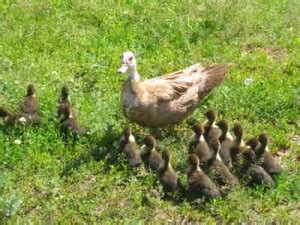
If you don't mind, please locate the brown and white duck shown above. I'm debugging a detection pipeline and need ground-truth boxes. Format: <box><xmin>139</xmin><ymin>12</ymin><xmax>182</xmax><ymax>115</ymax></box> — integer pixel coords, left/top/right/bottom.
<box><xmin>216</xmin><ymin>120</ymin><xmax>234</xmax><ymax>167</ymax></box>
<box><xmin>21</xmin><ymin>84</ymin><xmax>38</xmax><ymax>115</ymax></box>
<box><xmin>187</xmin><ymin>154</ymin><xmax>220</xmax><ymax>200</ymax></box>
<box><xmin>141</xmin><ymin>135</ymin><xmax>162</xmax><ymax>171</ymax></box>
<box><xmin>57</xmin><ymin>86</ymin><xmax>76</xmax><ymax>118</ymax></box>
<box><xmin>255</xmin><ymin>133</ymin><xmax>282</xmax><ymax>177</ymax></box>
<box><xmin>120</xmin><ymin>127</ymin><xmax>142</xmax><ymax>168</ymax></box>
<box><xmin>188</xmin><ymin>123</ymin><xmax>211</xmax><ymax>166</ymax></box>
<box><xmin>157</xmin><ymin>149</ymin><xmax>184</xmax><ymax>195</ymax></box>
<box><xmin>118</xmin><ymin>51</ymin><xmax>228</xmax><ymax>128</ymax></box>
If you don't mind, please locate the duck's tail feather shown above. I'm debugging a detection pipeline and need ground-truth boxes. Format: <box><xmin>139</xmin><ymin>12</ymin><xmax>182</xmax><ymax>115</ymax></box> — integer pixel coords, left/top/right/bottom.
<box><xmin>198</xmin><ymin>64</ymin><xmax>228</xmax><ymax>99</ymax></box>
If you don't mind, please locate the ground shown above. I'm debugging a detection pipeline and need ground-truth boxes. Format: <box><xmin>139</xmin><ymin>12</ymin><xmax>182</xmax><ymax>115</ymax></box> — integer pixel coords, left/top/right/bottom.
<box><xmin>0</xmin><ymin>1</ymin><xmax>299</xmax><ymax>223</ymax></box>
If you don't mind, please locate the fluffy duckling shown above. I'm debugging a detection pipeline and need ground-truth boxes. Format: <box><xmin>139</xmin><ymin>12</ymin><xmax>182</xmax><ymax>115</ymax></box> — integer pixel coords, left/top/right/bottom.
<box><xmin>189</xmin><ymin>123</ymin><xmax>211</xmax><ymax>166</ymax></box>
<box><xmin>255</xmin><ymin>134</ymin><xmax>282</xmax><ymax>176</ymax></box>
<box><xmin>0</xmin><ymin>107</ymin><xmax>41</xmax><ymax>125</ymax></box>
<box><xmin>0</xmin><ymin>107</ymin><xmax>16</xmax><ymax>125</ymax></box>
<box><xmin>60</xmin><ymin>104</ymin><xmax>84</xmax><ymax>141</ymax></box>
<box><xmin>21</xmin><ymin>84</ymin><xmax>38</xmax><ymax>114</ymax></box>
<box><xmin>203</xmin><ymin>110</ymin><xmax>221</xmax><ymax>143</ymax></box>
<box><xmin>216</xmin><ymin>120</ymin><xmax>234</xmax><ymax>166</ymax></box>
<box><xmin>158</xmin><ymin>149</ymin><xmax>183</xmax><ymax>195</ymax></box>
<box><xmin>120</xmin><ymin>127</ymin><xmax>142</xmax><ymax>168</ymax></box>
<box><xmin>187</xmin><ymin>154</ymin><xmax>220</xmax><ymax>200</ymax></box>
<box><xmin>232</xmin><ymin>123</ymin><xmax>245</xmax><ymax>148</ymax></box>
<box><xmin>241</xmin><ymin>148</ymin><xmax>275</xmax><ymax>187</ymax></box>
<box><xmin>141</xmin><ymin>135</ymin><xmax>162</xmax><ymax>171</ymax></box>
<box><xmin>57</xmin><ymin>86</ymin><xmax>76</xmax><ymax>118</ymax></box>
<box><xmin>204</xmin><ymin>139</ymin><xmax>239</xmax><ymax>191</ymax></box>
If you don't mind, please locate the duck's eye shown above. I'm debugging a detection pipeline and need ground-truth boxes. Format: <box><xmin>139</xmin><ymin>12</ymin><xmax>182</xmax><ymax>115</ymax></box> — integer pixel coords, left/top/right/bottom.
<box><xmin>128</xmin><ymin>56</ymin><xmax>133</xmax><ymax>61</ymax></box>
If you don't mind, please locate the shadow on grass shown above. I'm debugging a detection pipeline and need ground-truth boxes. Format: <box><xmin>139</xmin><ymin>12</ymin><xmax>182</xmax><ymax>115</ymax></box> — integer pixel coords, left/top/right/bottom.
<box><xmin>60</xmin><ymin>123</ymin><xmax>122</xmax><ymax>176</ymax></box>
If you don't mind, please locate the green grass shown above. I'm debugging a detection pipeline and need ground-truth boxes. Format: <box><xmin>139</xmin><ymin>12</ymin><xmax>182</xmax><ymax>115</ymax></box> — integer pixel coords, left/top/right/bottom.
<box><xmin>0</xmin><ymin>0</ymin><xmax>299</xmax><ymax>223</ymax></box>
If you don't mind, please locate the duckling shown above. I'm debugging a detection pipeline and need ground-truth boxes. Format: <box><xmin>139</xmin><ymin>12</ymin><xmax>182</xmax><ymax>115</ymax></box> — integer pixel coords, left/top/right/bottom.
<box><xmin>255</xmin><ymin>133</ymin><xmax>282</xmax><ymax>176</ymax></box>
<box><xmin>158</xmin><ymin>149</ymin><xmax>183</xmax><ymax>195</ymax></box>
<box><xmin>21</xmin><ymin>84</ymin><xmax>38</xmax><ymax>114</ymax></box>
<box><xmin>216</xmin><ymin>120</ymin><xmax>234</xmax><ymax>166</ymax></box>
<box><xmin>0</xmin><ymin>107</ymin><xmax>16</xmax><ymax>125</ymax></box>
<box><xmin>141</xmin><ymin>135</ymin><xmax>162</xmax><ymax>171</ymax></box>
<box><xmin>187</xmin><ymin>154</ymin><xmax>220</xmax><ymax>200</ymax></box>
<box><xmin>57</xmin><ymin>86</ymin><xmax>75</xmax><ymax>118</ymax></box>
<box><xmin>120</xmin><ymin>127</ymin><xmax>142</xmax><ymax>168</ymax></box>
<box><xmin>203</xmin><ymin>110</ymin><xmax>220</xmax><ymax>143</ymax></box>
<box><xmin>0</xmin><ymin>107</ymin><xmax>41</xmax><ymax>126</ymax></box>
<box><xmin>188</xmin><ymin>123</ymin><xmax>211</xmax><ymax>166</ymax></box>
<box><xmin>241</xmin><ymin>148</ymin><xmax>275</xmax><ymax>187</ymax></box>
<box><xmin>204</xmin><ymin>139</ymin><xmax>239</xmax><ymax>192</ymax></box>
<box><xmin>60</xmin><ymin>104</ymin><xmax>84</xmax><ymax>141</ymax></box>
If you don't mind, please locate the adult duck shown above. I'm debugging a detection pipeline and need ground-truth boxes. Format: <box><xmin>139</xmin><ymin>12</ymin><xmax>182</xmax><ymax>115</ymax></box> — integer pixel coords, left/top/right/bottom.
<box><xmin>118</xmin><ymin>51</ymin><xmax>228</xmax><ymax>128</ymax></box>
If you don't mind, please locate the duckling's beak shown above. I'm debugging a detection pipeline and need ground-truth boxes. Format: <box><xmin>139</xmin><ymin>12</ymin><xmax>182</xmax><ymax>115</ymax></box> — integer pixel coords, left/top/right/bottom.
<box><xmin>118</xmin><ymin>64</ymin><xmax>128</xmax><ymax>74</ymax></box>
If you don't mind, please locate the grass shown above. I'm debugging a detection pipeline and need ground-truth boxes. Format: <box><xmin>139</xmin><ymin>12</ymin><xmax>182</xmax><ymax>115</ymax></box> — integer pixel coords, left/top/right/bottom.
<box><xmin>0</xmin><ymin>0</ymin><xmax>299</xmax><ymax>223</ymax></box>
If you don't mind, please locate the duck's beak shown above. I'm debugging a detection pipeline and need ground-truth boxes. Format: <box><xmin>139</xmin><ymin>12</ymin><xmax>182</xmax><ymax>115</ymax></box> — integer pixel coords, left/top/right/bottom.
<box><xmin>118</xmin><ymin>64</ymin><xmax>128</xmax><ymax>74</ymax></box>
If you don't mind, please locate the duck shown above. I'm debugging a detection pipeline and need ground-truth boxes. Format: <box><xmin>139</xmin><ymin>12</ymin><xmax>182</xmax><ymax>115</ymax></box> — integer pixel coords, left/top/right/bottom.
<box><xmin>240</xmin><ymin>147</ymin><xmax>275</xmax><ymax>187</ymax></box>
<box><xmin>118</xmin><ymin>51</ymin><xmax>228</xmax><ymax>128</ymax></box>
<box><xmin>141</xmin><ymin>135</ymin><xmax>162</xmax><ymax>171</ymax></box>
<box><xmin>57</xmin><ymin>86</ymin><xmax>76</xmax><ymax>118</ymax></box>
<box><xmin>59</xmin><ymin>104</ymin><xmax>85</xmax><ymax>141</ymax></box>
<box><xmin>120</xmin><ymin>127</ymin><xmax>142</xmax><ymax>168</ymax></box>
<box><xmin>229</xmin><ymin>123</ymin><xmax>246</xmax><ymax>171</ymax></box>
<box><xmin>0</xmin><ymin>107</ymin><xmax>16</xmax><ymax>125</ymax></box>
<box><xmin>203</xmin><ymin>139</ymin><xmax>239</xmax><ymax>192</ymax></box>
<box><xmin>187</xmin><ymin>154</ymin><xmax>220</xmax><ymax>200</ymax></box>
<box><xmin>0</xmin><ymin>107</ymin><xmax>41</xmax><ymax>126</ymax></box>
<box><xmin>157</xmin><ymin>149</ymin><xmax>184</xmax><ymax>195</ymax></box>
<box><xmin>255</xmin><ymin>133</ymin><xmax>282</xmax><ymax>177</ymax></box>
<box><xmin>21</xmin><ymin>84</ymin><xmax>38</xmax><ymax>114</ymax></box>
<box><xmin>232</xmin><ymin>123</ymin><xmax>245</xmax><ymax>149</ymax></box>
<box><xmin>216</xmin><ymin>120</ymin><xmax>234</xmax><ymax>167</ymax></box>
<box><xmin>203</xmin><ymin>110</ymin><xmax>221</xmax><ymax>144</ymax></box>
<box><xmin>188</xmin><ymin>123</ymin><xmax>211</xmax><ymax>166</ymax></box>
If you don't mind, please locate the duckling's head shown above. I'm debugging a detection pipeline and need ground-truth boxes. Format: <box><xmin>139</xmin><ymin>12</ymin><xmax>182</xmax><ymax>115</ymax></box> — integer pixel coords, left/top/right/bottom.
<box><xmin>246</xmin><ymin>138</ymin><xmax>259</xmax><ymax>150</ymax></box>
<box><xmin>204</xmin><ymin>110</ymin><xmax>216</xmax><ymax>123</ymax></box>
<box><xmin>233</xmin><ymin>123</ymin><xmax>243</xmax><ymax>139</ymax></box>
<box><xmin>118</xmin><ymin>51</ymin><xmax>136</xmax><ymax>74</ymax></box>
<box><xmin>162</xmin><ymin>148</ymin><xmax>171</xmax><ymax>164</ymax></box>
<box><xmin>0</xmin><ymin>107</ymin><xmax>9</xmax><ymax>117</ymax></box>
<box><xmin>27</xmin><ymin>84</ymin><xmax>35</xmax><ymax>97</ymax></box>
<box><xmin>123</xmin><ymin>126</ymin><xmax>132</xmax><ymax>140</ymax></box>
<box><xmin>144</xmin><ymin>135</ymin><xmax>156</xmax><ymax>150</ymax></box>
<box><xmin>258</xmin><ymin>133</ymin><xmax>268</xmax><ymax>146</ymax></box>
<box><xmin>191</xmin><ymin>123</ymin><xmax>204</xmax><ymax>137</ymax></box>
<box><xmin>187</xmin><ymin>154</ymin><xmax>199</xmax><ymax>170</ymax></box>
<box><xmin>216</xmin><ymin>120</ymin><xmax>228</xmax><ymax>133</ymax></box>
<box><xmin>61</xmin><ymin>86</ymin><xmax>69</xmax><ymax>99</ymax></box>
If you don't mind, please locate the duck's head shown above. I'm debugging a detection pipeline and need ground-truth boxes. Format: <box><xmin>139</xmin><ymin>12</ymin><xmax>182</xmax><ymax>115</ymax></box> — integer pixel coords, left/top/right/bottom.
<box><xmin>246</xmin><ymin>137</ymin><xmax>259</xmax><ymax>150</ymax></box>
<box><xmin>118</xmin><ymin>51</ymin><xmax>136</xmax><ymax>74</ymax></box>
<box><xmin>187</xmin><ymin>154</ymin><xmax>199</xmax><ymax>170</ymax></box>
<box><xmin>123</xmin><ymin>126</ymin><xmax>135</xmax><ymax>142</ymax></box>
<box><xmin>61</xmin><ymin>86</ymin><xmax>69</xmax><ymax>99</ymax></box>
<box><xmin>191</xmin><ymin>123</ymin><xmax>204</xmax><ymax>137</ymax></box>
<box><xmin>204</xmin><ymin>110</ymin><xmax>216</xmax><ymax>123</ymax></box>
<box><xmin>144</xmin><ymin>135</ymin><xmax>156</xmax><ymax>150</ymax></box>
<box><xmin>162</xmin><ymin>148</ymin><xmax>171</xmax><ymax>165</ymax></box>
<box><xmin>242</xmin><ymin>148</ymin><xmax>255</xmax><ymax>164</ymax></box>
<box><xmin>216</xmin><ymin>120</ymin><xmax>228</xmax><ymax>133</ymax></box>
<box><xmin>258</xmin><ymin>133</ymin><xmax>268</xmax><ymax>146</ymax></box>
<box><xmin>233</xmin><ymin>123</ymin><xmax>243</xmax><ymax>139</ymax></box>
<box><xmin>27</xmin><ymin>84</ymin><xmax>36</xmax><ymax>97</ymax></box>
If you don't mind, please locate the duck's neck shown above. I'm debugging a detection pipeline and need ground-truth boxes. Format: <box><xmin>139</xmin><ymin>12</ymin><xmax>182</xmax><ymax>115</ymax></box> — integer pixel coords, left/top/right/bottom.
<box><xmin>128</xmin><ymin>66</ymin><xmax>140</xmax><ymax>81</ymax></box>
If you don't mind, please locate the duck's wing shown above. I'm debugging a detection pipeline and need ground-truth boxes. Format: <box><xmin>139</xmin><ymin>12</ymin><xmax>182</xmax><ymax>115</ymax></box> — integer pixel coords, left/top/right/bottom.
<box><xmin>140</xmin><ymin>63</ymin><xmax>228</xmax><ymax>103</ymax></box>
<box><xmin>140</xmin><ymin>64</ymin><xmax>202</xmax><ymax>103</ymax></box>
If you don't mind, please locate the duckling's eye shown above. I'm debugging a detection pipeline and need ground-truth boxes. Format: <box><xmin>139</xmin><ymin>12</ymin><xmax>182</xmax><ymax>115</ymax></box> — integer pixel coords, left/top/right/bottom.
<box><xmin>128</xmin><ymin>56</ymin><xmax>133</xmax><ymax>61</ymax></box>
